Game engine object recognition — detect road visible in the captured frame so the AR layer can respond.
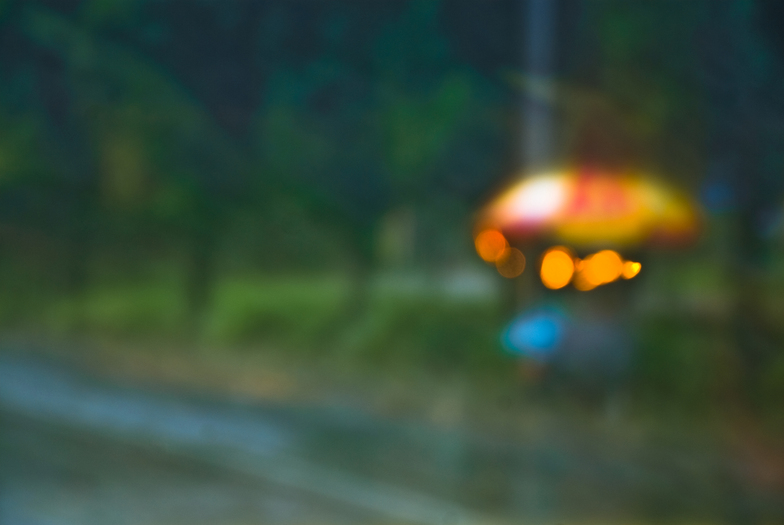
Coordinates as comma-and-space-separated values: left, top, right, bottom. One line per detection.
0, 352, 779, 525
1, 411, 381, 525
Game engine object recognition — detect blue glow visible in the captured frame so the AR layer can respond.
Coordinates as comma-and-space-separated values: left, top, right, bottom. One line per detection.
501, 308, 567, 362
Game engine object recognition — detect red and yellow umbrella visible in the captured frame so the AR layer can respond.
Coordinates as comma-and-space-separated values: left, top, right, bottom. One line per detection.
477, 168, 699, 248
474, 168, 701, 289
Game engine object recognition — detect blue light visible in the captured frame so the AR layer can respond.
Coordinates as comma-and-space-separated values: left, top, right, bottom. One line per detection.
501, 308, 567, 362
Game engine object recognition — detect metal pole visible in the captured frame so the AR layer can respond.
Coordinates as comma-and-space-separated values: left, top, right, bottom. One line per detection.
523, 0, 556, 170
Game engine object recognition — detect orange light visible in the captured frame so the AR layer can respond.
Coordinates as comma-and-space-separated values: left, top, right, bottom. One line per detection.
622, 261, 642, 279
496, 247, 526, 278
571, 249, 625, 291
540, 247, 575, 289
475, 229, 509, 262
581, 249, 624, 287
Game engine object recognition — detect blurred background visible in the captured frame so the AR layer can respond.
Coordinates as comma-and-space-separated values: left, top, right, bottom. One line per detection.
1, 0, 784, 524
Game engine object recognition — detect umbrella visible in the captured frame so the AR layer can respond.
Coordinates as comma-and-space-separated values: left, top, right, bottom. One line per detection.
474, 167, 700, 288
476, 168, 700, 248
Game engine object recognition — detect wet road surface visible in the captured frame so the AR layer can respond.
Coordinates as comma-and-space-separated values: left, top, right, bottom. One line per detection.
0, 352, 780, 525
1, 412, 378, 525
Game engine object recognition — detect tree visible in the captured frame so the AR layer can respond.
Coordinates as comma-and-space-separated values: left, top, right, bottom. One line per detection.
20, 3, 246, 322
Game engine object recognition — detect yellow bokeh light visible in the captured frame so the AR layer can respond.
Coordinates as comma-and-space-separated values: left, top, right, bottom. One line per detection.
581, 249, 624, 287
531, 247, 640, 291
622, 261, 642, 279
540, 247, 575, 289
496, 247, 526, 278
475, 229, 509, 262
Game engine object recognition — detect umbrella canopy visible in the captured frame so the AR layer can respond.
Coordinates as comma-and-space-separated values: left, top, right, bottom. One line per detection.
476, 168, 700, 248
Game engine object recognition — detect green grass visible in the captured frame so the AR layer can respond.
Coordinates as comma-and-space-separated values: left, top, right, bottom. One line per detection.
47, 281, 187, 338
202, 274, 507, 377
27, 272, 507, 381
203, 274, 353, 346
337, 294, 505, 374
